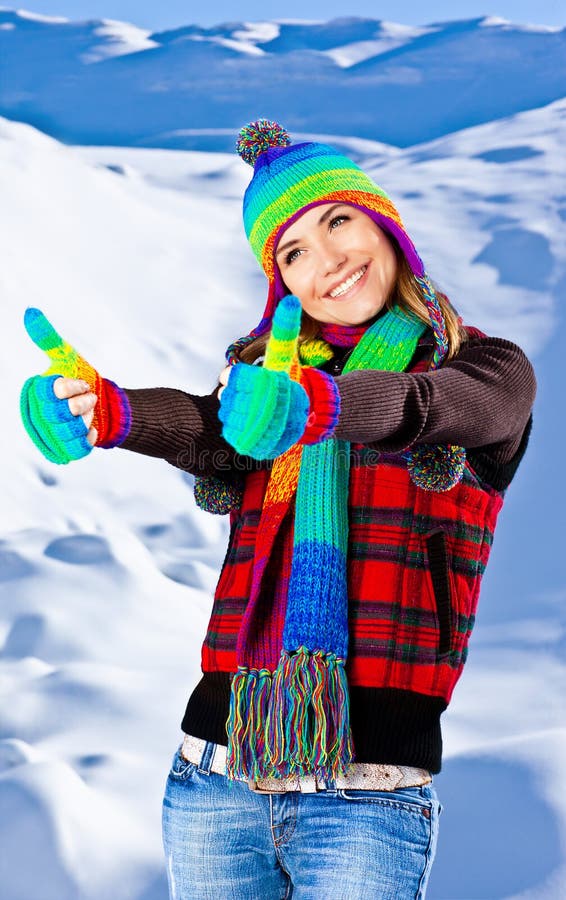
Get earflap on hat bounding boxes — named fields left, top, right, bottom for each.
left=225, top=279, right=279, bottom=365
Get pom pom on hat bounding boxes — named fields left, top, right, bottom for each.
left=236, top=119, right=291, bottom=166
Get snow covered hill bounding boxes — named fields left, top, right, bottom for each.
left=0, top=10, right=565, bottom=147
left=1, top=8, right=565, bottom=898
left=1, top=92, right=565, bottom=897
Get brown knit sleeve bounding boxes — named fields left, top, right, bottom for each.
left=334, top=337, right=537, bottom=464
left=117, top=386, right=243, bottom=480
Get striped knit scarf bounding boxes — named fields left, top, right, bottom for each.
left=225, top=304, right=428, bottom=781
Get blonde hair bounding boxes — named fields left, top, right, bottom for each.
left=239, top=235, right=467, bottom=365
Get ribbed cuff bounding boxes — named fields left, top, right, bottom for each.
left=299, top=368, right=341, bottom=444
left=93, top=378, right=132, bottom=448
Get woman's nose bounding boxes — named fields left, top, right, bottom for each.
left=320, top=242, right=347, bottom=275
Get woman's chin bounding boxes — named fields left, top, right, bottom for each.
left=322, top=304, right=386, bottom=327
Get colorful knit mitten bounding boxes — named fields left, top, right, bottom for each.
left=20, top=307, right=131, bottom=464
left=218, top=295, right=340, bottom=459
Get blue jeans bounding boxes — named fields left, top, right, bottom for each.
left=162, top=740, right=441, bottom=899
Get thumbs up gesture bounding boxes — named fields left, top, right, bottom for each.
left=218, top=295, right=341, bottom=459
left=218, top=295, right=309, bottom=459
left=20, top=308, right=131, bottom=464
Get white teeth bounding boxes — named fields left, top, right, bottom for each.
left=328, top=266, right=367, bottom=298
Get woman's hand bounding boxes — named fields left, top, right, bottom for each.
left=218, top=295, right=341, bottom=457
left=218, top=296, right=310, bottom=459
left=21, top=369, right=98, bottom=464
left=217, top=366, right=232, bottom=401
left=20, top=307, right=131, bottom=463
left=53, top=377, right=99, bottom=446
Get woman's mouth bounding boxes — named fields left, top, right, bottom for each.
left=326, top=265, right=369, bottom=301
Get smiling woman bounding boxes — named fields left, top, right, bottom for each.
left=20, top=117, right=537, bottom=900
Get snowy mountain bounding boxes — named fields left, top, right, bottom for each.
left=0, top=11, right=565, bottom=147
left=1, top=9, right=566, bottom=900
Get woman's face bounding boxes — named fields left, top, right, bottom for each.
left=275, top=202, right=398, bottom=326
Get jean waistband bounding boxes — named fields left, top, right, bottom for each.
left=181, top=734, right=432, bottom=794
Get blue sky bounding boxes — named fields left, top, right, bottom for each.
left=7, top=1, right=566, bottom=30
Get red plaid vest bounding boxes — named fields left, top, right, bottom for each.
left=201, top=451, right=503, bottom=706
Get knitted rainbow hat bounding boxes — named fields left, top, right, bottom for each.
left=231, top=118, right=449, bottom=368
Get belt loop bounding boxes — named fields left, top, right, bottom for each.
left=197, top=741, right=216, bottom=775
left=324, top=773, right=337, bottom=792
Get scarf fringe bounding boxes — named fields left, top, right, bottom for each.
left=226, top=647, right=354, bottom=781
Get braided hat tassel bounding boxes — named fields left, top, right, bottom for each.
left=404, top=275, right=466, bottom=492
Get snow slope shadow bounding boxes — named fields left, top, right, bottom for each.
left=474, top=227, right=553, bottom=289
left=0, top=548, right=35, bottom=581
left=136, top=871, right=169, bottom=900
left=473, top=146, right=544, bottom=164
left=429, top=756, right=562, bottom=898
left=44, top=534, right=115, bottom=565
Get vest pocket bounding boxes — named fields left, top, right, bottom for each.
left=424, top=530, right=453, bottom=658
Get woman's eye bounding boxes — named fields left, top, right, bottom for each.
left=284, top=215, right=350, bottom=265
left=285, top=248, right=302, bottom=265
